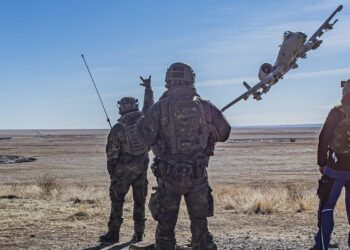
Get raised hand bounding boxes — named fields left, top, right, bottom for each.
left=140, top=75, right=151, bottom=88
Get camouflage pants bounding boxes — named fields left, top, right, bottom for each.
left=108, top=161, right=148, bottom=234
left=149, top=173, right=216, bottom=250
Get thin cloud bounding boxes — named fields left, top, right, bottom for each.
left=288, top=67, right=350, bottom=80
left=199, top=67, right=350, bottom=87
left=188, top=1, right=348, bottom=66
left=321, top=20, right=350, bottom=50
left=199, top=77, right=257, bottom=87
left=304, top=0, right=349, bottom=12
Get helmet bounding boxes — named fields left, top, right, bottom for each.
left=165, top=62, right=195, bottom=88
left=341, top=79, right=350, bottom=97
left=118, top=97, right=139, bottom=115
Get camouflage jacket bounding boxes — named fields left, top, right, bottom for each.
left=106, top=87, right=154, bottom=174
left=137, top=86, right=231, bottom=163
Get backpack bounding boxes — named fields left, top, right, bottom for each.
left=170, top=97, right=210, bottom=154
left=330, top=105, right=350, bottom=156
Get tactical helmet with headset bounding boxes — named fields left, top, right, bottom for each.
left=118, top=97, right=139, bottom=115
left=165, top=62, right=195, bottom=89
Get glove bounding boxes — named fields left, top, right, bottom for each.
left=140, top=75, right=151, bottom=89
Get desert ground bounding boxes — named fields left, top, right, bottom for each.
left=0, top=127, right=349, bottom=249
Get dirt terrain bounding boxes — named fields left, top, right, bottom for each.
left=1, top=127, right=349, bottom=250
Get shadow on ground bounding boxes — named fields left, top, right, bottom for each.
left=83, top=240, right=132, bottom=250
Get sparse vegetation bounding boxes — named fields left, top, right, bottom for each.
left=286, top=183, right=305, bottom=202
left=215, top=184, right=317, bottom=214
left=0, top=182, right=319, bottom=215
left=68, top=210, right=89, bottom=220
left=251, top=199, right=274, bottom=214
left=0, top=181, right=348, bottom=249
left=35, top=174, right=58, bottom=196
left=2, top=129, right=350, bottom=249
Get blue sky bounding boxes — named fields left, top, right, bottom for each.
left=0, top=0, right=349, bottom=129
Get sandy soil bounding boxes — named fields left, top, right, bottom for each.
left=1, top=127, right=348, bottom=250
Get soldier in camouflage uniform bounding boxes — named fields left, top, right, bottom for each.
left=100, top=76, right=154, bottom=243
left=137, top=63, right=231, bottom=250
left=313, top=80, right=350, bottom=250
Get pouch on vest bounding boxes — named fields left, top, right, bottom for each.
left=174, top=163, right=193, bottom=190
left=168, top=98, right=210, bottom=154
left=119, top=122, right=147, bottom=156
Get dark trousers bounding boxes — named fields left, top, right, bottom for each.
left=315, top=168, right=350, bottom=250
left=108, top=168, right=148, bottom=234
left=150, top=175, right=216, bottom=250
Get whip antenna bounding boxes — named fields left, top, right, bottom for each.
left=81, top=54, right=112, bottom=129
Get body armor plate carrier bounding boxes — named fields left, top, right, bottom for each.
left=330, top=105, right=350, bottom=156
left=119, top=122, right=148, bottom=156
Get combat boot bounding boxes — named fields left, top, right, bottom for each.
left=131, top=232, right=144, bottom=243
left=192, top=232, right=217, bottom=250
left=99, top=229, right=120, bottom=242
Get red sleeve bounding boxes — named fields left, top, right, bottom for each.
left=317, top=107, right=342, bottom=166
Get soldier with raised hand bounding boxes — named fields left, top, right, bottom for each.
left=100, top=76, right=153, bottom=243
left=313, top=80, right=350, bottom=250
left=137, top=63, right=231, bottom=250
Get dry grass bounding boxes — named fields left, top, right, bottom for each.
left=0, top=178, right=324, bottom=242
left=35, top=174, right=58, bottom=196
left=0, top=179, right=349, bottom=249
left=215, top=184, right=318, bottom=214
left=0, top=176, right=135, bottom=223
left=0, top=182, right=106, bottom=202
left=0, top=180, right=322, bottom=215
left=0, top=177, right=134, bottom=249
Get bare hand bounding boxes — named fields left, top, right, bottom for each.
left=140, top=75, right=151, bottom=88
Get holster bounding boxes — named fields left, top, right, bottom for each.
left=150, top=157, right=161, bottom=177
left=317, top=175, right=335, bottom=205
left=148, top=188, right=160, bottom=221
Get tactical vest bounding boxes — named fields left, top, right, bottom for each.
left=118, top=117, right=148, bottom=156
left=330, top=105, right=350, bottom=156
left=159, top=96, right=210, bottom=155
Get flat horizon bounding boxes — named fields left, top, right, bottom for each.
left=0, top=123, right=323, bottom=131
